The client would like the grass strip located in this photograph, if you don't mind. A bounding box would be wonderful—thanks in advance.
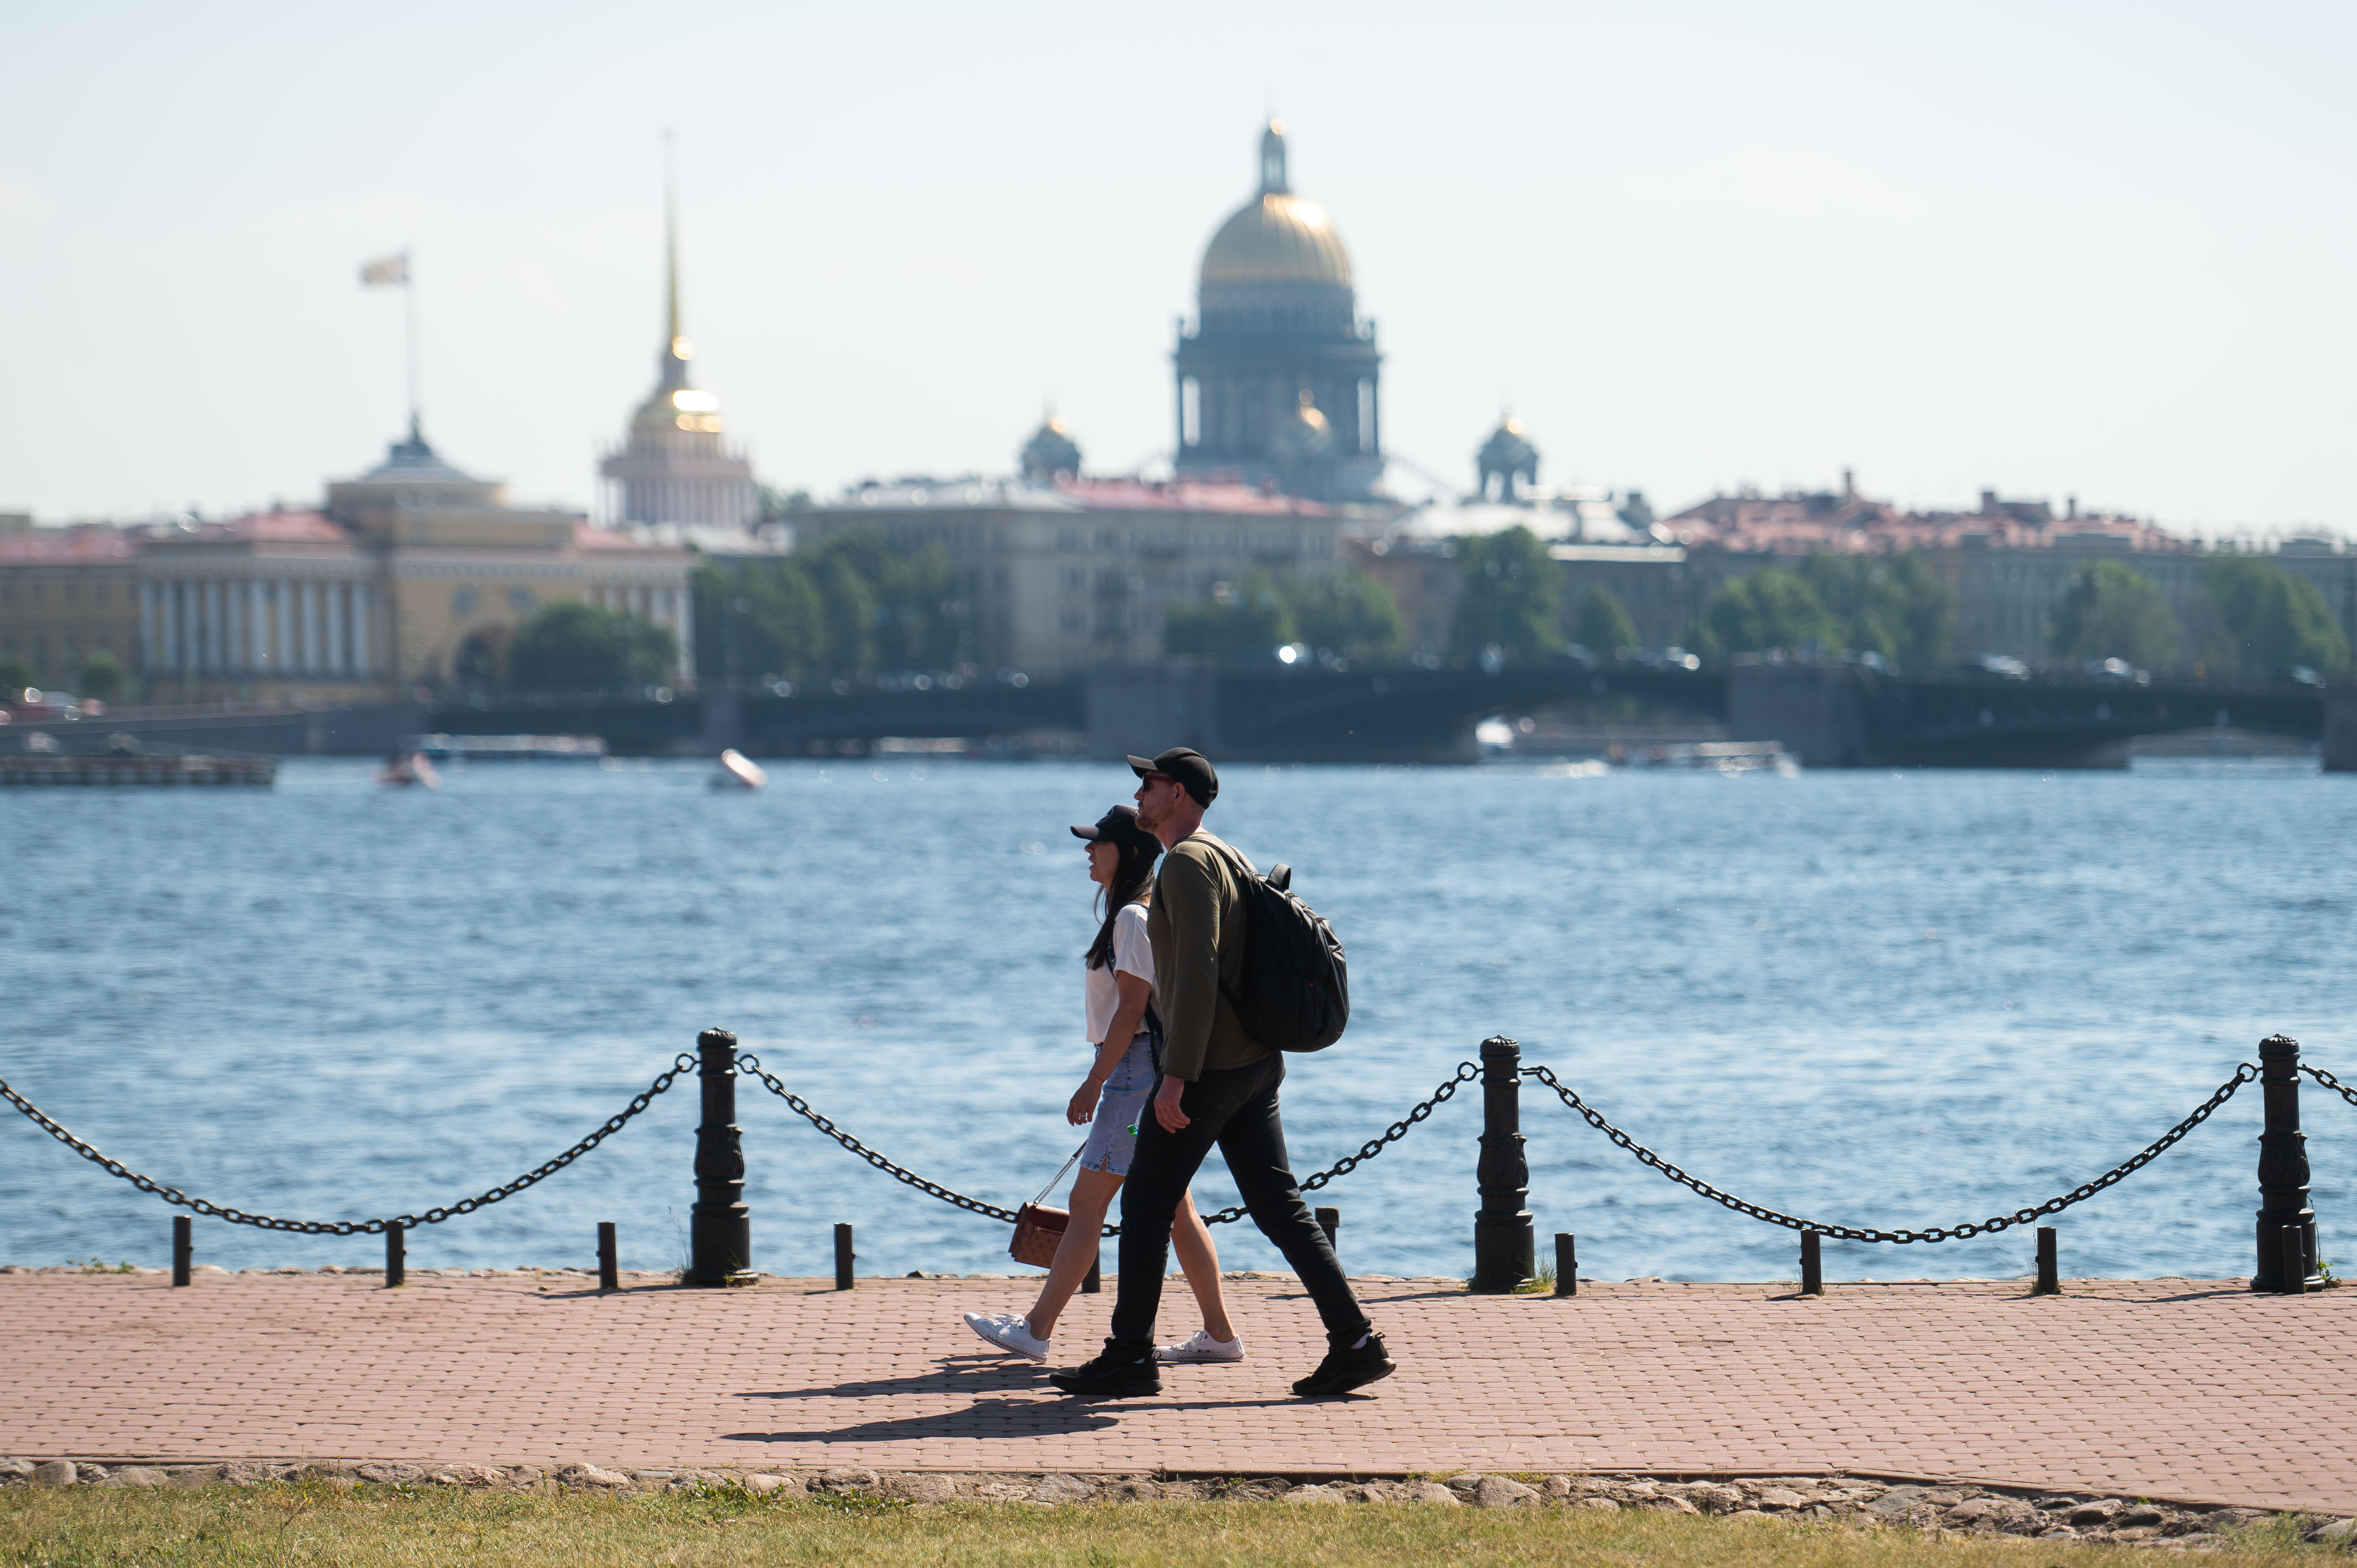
[0,1483,2324,1566]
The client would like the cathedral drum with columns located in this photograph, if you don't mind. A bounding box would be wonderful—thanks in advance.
[1174,121,1383,504]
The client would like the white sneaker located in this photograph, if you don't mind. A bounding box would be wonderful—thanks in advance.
[1155,1329,1245,1363]
[962,1310,1050,1361]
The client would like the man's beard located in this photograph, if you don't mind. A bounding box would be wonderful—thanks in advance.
[1136,797,1168,832]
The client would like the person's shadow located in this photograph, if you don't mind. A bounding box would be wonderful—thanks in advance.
[723,1395,1120,1445]
[725,1355,1308,1445]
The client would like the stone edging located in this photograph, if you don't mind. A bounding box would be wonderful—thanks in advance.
[3,1460,2348,1549]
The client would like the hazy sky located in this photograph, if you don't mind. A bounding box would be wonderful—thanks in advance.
[4,1,2351,533]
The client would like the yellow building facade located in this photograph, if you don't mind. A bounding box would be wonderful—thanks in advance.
[0,425,695,703]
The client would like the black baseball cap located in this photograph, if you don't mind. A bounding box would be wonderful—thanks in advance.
[1070,804,1161,856]
[1127,746,1218,807]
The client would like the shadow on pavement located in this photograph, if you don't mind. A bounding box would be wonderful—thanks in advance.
[722,1395,1313,1445]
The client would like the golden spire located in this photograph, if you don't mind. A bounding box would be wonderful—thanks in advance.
[664,132,690,371]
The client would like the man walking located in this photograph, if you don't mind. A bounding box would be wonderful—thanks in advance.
[1048,747,1395,1399]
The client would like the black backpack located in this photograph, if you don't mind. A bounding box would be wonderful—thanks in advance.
[1213,847,1350,1053]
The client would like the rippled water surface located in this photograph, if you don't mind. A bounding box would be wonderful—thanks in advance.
[4,755,2352,1284]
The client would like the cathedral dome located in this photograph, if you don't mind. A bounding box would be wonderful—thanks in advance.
[1199,122,1353,290]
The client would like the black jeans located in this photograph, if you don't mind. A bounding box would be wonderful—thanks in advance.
[1105,1053,1371,1356]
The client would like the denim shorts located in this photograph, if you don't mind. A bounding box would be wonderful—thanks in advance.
[1080,1033,1157,1176]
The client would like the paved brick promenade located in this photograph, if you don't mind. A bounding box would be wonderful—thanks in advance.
[3,1272,2351,1513]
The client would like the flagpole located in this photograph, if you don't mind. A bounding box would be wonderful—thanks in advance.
[404,247,419,435]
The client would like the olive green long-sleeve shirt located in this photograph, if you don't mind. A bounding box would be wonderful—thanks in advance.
[1146,830,1271,1082]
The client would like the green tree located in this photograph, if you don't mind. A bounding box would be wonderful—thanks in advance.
[1694,568,1842,662]
[0,653,35,693]
[76,649,125,702]
[508,602,677,692]
[798,527,966,674]
[815,552,877,675]
[2201,556,2352,677]
[1795,551,1953,668]
[1573,585,1639,654]
[1450,526,1561,660]
[1165,572,1297,659]
[1286,570,1405,659]
[2049,560,2181,668]
[695,559,827,684]
[756,483,811,524]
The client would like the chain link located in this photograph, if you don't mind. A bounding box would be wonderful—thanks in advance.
[1521,1061,2258,1244]
[2302,1063,2357,1111]
[0,1055,696,1236]
[738,1052,1479,1233]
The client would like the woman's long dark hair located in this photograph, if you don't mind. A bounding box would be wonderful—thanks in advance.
[1085,835,1161,969]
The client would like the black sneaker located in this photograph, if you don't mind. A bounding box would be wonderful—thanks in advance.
[1291,1334,1395,1397]
[1047,1351,1161,1397]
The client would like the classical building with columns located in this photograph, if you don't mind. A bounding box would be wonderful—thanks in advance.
[2,422,694,701]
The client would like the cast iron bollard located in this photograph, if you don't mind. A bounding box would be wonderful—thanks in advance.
[834,1223,854,1291]
[690,1028,754,1287]
[1799,1232,1822,1296]
[597,1222,618,1292]
[171,1216,190,1287]
[2034,1226,2058,1294]
[1471,1035,1534,1293]
[2253,1034,2317,1293]
[1082,1255,1100,1294]
[1316,1206,1340,1250]
[385,1224,405,1288]
[2281,1228,2307,1296]
[1553,1233,1576,1298]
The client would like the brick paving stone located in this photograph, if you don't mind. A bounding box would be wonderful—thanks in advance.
[0,1274,2351,1510]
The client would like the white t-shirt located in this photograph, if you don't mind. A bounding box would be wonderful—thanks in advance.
[1083,900,1156,1044]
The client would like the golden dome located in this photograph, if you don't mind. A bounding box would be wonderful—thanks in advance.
[1199,121,1353,290]
[1201,194,1353,288]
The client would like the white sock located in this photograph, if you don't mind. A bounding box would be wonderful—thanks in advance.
[1350,1331,1371,1349]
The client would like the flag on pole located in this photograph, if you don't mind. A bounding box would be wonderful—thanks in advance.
[359,251,409,287]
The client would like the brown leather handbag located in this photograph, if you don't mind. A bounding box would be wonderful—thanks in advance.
[1009,1146,1085,1268]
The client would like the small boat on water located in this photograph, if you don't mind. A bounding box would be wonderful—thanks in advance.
[713,748,767,790]
[377,751,440,789]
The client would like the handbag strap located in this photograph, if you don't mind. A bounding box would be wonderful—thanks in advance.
[1031,1144,1086,1207]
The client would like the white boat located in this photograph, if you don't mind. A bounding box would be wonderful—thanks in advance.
[713,748,767,790]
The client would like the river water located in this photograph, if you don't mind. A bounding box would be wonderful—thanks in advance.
[4,755,2352,1286]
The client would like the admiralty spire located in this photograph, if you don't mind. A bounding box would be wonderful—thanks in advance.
[599,157,757,533]
[1173,120,1383,503]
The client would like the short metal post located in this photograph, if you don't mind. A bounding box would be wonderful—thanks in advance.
[1471,1035,1534,1293]
[2035,1226,2058,1294]
[1081,1254,1100,1294]
[1315,1206,1340,1250]
[1800,1232,1823,1296]
[2281,1227,2308,1296]
[1553,1232,1576,1298]
[597,1222,618,1292]
[834,1223,853,1290]
[172,1216,190,1287]
[2253,1034,2317,1293]
[690,1027,753,1287]
[385,1224,405,1288]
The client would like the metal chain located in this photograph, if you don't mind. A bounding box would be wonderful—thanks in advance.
[2302,1063,2357,1110]
[734,1052,1026,1223]
[1521,1061,2258,1244]
[0,1055,696,1236]
[737,1052,1480,1234]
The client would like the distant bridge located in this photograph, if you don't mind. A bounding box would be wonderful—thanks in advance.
[18,662,2338,770]
[1726,663,2327,769]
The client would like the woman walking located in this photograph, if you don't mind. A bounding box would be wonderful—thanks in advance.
[962,805,1242,1364]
